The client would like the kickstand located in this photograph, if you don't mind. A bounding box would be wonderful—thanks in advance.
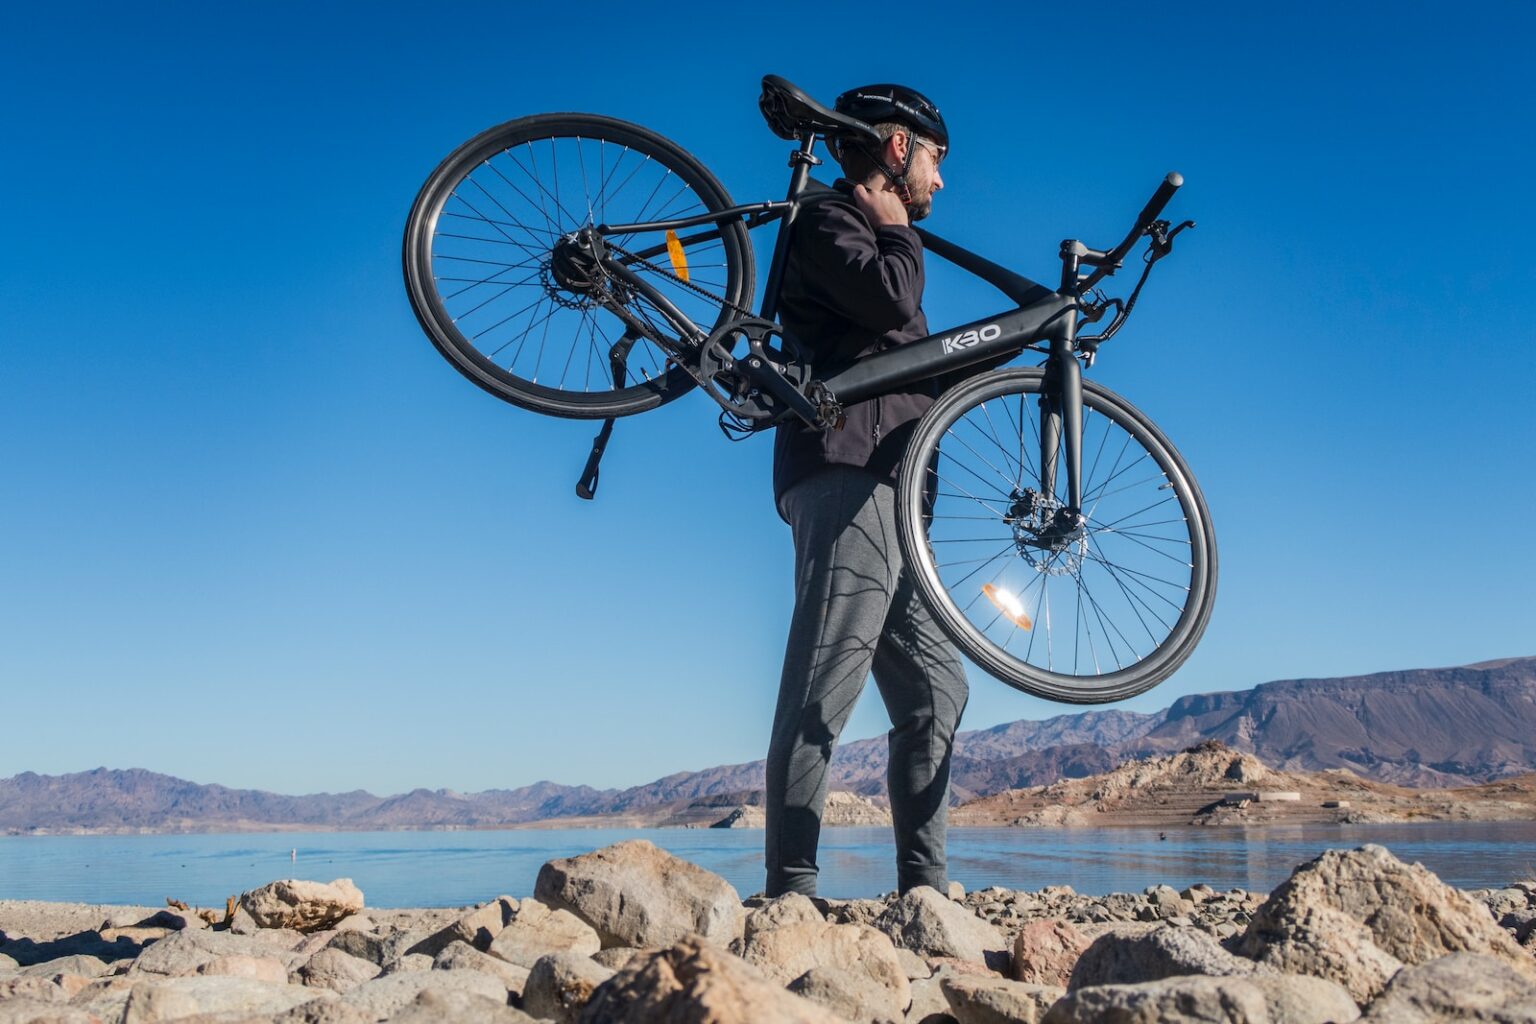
[575,332,638,500]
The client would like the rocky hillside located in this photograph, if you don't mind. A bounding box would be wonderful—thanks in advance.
[1134,656,1536,786]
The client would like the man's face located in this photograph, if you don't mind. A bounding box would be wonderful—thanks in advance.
[902,133,945,222]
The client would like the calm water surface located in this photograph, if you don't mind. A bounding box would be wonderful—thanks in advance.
[2,823,1533,907]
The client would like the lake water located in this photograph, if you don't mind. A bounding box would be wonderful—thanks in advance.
[2,823,1533,908]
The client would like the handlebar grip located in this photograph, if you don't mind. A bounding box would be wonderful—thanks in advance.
[1136,172,1183,228]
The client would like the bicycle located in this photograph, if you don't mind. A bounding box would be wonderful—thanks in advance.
[402,75,1215,704]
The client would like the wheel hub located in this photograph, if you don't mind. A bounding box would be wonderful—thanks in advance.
[1005,488,1087,575]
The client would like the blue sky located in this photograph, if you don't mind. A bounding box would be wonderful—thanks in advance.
[2,2,1532,796]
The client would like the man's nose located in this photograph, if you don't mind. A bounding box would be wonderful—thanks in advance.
[932,168,944,192]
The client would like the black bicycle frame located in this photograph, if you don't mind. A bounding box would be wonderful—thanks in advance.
[593,128,1182,516]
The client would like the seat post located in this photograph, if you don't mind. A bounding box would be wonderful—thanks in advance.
[759,133,820,322]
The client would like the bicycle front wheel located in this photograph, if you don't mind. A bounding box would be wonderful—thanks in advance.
[896,369,1216,703]
[403,114,755,419]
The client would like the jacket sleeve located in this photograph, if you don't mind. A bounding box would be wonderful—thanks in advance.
[794,201,924,335]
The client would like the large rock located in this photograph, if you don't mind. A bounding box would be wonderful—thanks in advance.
[422,898,518,954]
[324,925,433,968]
[534,841,744,950]
[384,987,542,1024]
[116,975,325,1021]
[732,897,909,1008]
[741,893,823,942]
[1358,952,1536,1023]
[127,927,305,977]
[0,976,63,1003]
[786,965,906,1023]
[940,974,1064,1024]
[1042,975,1272,1023]
[875,888,1008,968]
[1067,924,1260,988]
[293,948,380,993]
[580,936,846,1023]
[905,969,960,1024]
[1247,974,1360,1024]
[0,1000,101,1024]
[434,941,531,1000]
[242,879,365,933]
[1240,845,1536,1003]
[521,951,614,1024]
[16,955,112,981]
[1010,920,1090,988]
[488,899,602,969]
[195,953,290,984]
[338,968,509,1019]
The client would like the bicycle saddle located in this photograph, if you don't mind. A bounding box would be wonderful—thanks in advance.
[759,75,880,145]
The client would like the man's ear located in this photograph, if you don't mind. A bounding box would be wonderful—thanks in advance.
[882,131,910,169]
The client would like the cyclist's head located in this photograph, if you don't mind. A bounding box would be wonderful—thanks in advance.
[831,83,948,221]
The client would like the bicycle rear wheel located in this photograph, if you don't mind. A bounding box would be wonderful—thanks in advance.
[403,114,755,419]
[896,368,1216,703]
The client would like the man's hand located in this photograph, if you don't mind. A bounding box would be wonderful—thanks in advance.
[853,183,909,228]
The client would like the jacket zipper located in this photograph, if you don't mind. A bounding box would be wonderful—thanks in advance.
[873,398,882,444]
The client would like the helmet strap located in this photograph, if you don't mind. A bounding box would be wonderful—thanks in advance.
[850,130,917,206]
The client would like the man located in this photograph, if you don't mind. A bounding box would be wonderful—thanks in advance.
[765,84,969,898]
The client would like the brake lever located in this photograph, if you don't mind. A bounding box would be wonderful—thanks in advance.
[1146,219,1196,262]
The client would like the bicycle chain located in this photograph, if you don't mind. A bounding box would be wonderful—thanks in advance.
[602,238,756,322]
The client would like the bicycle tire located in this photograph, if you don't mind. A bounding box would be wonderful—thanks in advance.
[403,114,755,419]
[896,368,1216,703]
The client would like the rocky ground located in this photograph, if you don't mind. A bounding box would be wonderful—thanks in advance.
[4,839,1536,1022]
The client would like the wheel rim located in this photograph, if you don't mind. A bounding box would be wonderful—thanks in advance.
[409,118,748,409]
[912,373,1211,696]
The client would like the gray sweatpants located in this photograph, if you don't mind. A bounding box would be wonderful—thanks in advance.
[766,466,969,897]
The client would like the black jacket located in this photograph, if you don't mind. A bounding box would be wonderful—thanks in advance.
[771,180,942,505]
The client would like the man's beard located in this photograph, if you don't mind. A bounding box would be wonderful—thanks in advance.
[907,190,934,221]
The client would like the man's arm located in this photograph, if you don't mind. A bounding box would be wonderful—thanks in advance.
[795,197,923,336]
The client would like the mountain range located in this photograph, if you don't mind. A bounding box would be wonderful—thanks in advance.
[3,656,1532,833]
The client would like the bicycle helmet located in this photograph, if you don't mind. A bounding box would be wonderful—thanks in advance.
[832,83,947,206]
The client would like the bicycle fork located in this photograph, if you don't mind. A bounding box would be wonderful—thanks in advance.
[1039,339,1084,513]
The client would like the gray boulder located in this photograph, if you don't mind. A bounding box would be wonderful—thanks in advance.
[1246,974,1360,1024]
[522,951,614,1024]
[939,974,1064,1024]
[1043,975,1272,1023]
[1067,924,1261,989]
[434,940,531,1000]
[324,925,432,968]
[875,888,1008,968]
[578,936,846,1024]
[534,840,743,949]
[733,910,909,1008]
[128,928,304,978]
[488,899,601,969]
[383,987,542,1024]
[16,954,111,980]
[338,968,508,1020]
[421,898,518,955]
[787,964,906,1024]
[1358,952,1536,1023]
[741,893,824,942]
[241,879,365,933]
[117,975,326,1021]
[0,999,101,1024]
[293,948,380,993]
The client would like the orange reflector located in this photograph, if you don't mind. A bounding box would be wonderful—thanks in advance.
[665,230,689,282]
[982,584,1033,630]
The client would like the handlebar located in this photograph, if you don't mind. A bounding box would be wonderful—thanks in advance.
[1075,172,1183,294]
